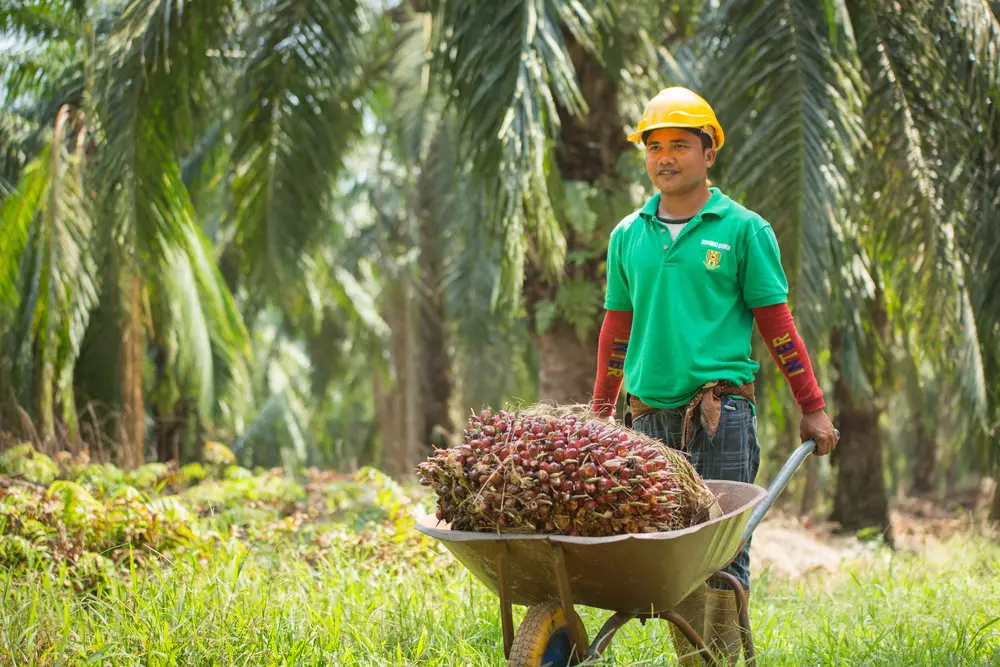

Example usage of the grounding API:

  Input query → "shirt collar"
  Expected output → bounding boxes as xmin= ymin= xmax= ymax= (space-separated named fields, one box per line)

xmin=639 ymin=187 xmax=730 ymax=223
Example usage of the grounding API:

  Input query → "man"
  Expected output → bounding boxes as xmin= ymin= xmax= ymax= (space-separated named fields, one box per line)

xmin=589 ymin=86 xmax=839 ymax=665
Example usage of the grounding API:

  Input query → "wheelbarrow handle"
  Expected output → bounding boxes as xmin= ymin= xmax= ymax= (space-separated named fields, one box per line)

xmin=740 ymin=432 xmax=836 ymax=543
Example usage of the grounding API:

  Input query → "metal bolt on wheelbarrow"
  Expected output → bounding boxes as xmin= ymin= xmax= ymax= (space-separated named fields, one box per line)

xmin=415 ymin=439 xmax=822 ymax=666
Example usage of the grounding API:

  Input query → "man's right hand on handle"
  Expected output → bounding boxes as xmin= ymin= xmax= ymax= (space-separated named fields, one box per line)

xmin=800 ymin=409 xmax=839 ymax=455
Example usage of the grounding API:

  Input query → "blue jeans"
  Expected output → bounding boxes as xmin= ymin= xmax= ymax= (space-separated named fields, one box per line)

xmin=630 ymin=395 xmax=760 ymax=591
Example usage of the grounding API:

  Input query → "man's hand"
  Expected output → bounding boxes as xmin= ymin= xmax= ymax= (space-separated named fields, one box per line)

xmin=800 ymin=409 xmax=838 ymax=455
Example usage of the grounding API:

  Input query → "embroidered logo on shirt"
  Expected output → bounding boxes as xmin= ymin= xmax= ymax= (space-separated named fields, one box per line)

xmin=704 ymin=249 xmax=722 ymax=270
xmin=701 ymin=239 xmax=731 ymax=251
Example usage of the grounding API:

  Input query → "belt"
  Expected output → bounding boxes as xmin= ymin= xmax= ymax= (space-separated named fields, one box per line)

xmin=630 ymin=380 xmax=756 ymax=451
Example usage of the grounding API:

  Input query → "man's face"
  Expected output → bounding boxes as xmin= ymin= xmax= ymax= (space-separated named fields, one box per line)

xmin=644 ymin=127 xmax=716 ymax=197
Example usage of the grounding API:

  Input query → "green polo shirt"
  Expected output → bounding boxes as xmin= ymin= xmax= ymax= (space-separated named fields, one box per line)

xmin=604 ymin=187 xmax=788 ymax=409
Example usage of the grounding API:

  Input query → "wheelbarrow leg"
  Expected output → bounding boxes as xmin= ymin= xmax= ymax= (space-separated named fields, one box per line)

xmin=551 ymin=544 xmax=588 ymax=661
xmin=495 ymin=542 xmax=515 ymax=659
xmin=709 ymin=572 xmax=756 ymax=666
xmin=588 ymin=612 xmax=634 ymax=659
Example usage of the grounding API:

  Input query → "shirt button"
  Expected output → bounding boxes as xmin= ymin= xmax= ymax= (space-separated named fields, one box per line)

xmin=660 ymin=228 xmax=666 ymax=233
xmin=663 ymin=244 xmax=668 ymax=249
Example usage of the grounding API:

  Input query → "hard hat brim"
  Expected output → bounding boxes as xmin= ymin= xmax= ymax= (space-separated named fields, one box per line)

xmin=627 ymin=122 xmax=724 ymax=150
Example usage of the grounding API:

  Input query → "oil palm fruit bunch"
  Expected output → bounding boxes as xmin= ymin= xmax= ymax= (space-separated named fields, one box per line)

xmin=416 ymin=404 xmax=716 ymax=536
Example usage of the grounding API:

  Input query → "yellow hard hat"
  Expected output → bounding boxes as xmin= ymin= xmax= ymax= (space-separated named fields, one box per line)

xmin=627 ymin=87 xmax=725 ymax=150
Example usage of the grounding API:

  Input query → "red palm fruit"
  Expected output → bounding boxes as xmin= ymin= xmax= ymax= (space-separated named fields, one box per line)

xmin=538 ymin=470 xmax=550 ymax=483
xmin=553 ymin=449 xmax=565 ymax=462
xmin=585 ymin=500 xmax=597 ymax=512
xmin=584 ymin=483 xmax=597 ymax=496
xmin=532 ymin=423 xmax=544 ymax=435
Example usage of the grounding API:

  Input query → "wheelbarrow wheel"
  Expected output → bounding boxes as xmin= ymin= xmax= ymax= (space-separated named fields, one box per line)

xmin=508 ymin=601 xmax=589 ymax=667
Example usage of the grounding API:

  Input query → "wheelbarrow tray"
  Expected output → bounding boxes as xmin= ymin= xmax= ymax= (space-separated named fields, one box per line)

xmin=415 ymin=480 xmax=766 ymax=615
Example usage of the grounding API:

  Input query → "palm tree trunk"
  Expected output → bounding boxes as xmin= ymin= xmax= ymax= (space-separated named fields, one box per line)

xmin=155 ymin=398 xmax=186 ymax=464
xmin=119 ymin=272 xmax=144 ymax=468
xmin=829 ymin=333 xmax=893 ymax=544
xmin=528 ymin=33 xmax=629 ymax=405
xmin=417 ymin=193 xmax=455 ymax=450
xmin=910 ymin=416 xmax=938 ymax=496
xmin=535 ymin=320 xmax=600 ymax=404
xmin=990 ymin=480 xmax=1000 ymax=521
xmin=375 ymin=276 xmax=424 ymax=479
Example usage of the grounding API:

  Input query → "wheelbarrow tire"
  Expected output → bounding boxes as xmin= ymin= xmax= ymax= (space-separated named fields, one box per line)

xmin=508 ymin=600 xmax=589 ymax=667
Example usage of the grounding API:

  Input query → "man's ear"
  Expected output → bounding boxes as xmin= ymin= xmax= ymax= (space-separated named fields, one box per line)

xmin=704 ymin=148 xmax=717 ymax=168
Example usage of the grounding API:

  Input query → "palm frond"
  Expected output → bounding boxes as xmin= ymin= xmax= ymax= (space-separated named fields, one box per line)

xmin=843 ymin=2 xmax=971 ymax=387
xmin=98 ymin=0 xmax=236 ymax=256
xmin=430 ymin=0 xmax=608 ymax=305
xmin=0 ymin=113 xmax=98 ymax=435
xmin=92 ymin=0 xmax=255 ymax=425
xmin=226 ymin=0 xmax=371 ymax=304
xmin=0 ymin=0 xmax=80 ymax=41
xmin=698 ymin=0 xmax=866 ymax=347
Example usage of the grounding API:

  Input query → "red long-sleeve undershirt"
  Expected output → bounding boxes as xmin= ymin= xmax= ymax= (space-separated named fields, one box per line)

xmin=590 ymin=303 xmax=825 ymax=417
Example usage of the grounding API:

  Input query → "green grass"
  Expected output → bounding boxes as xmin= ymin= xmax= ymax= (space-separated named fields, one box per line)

xmin=1 ymin=528 xmax=998 ymax=665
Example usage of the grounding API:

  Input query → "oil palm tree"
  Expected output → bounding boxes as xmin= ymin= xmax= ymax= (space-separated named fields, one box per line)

xmin=423 ymin=0 xmax=1000 ymax=533
xmin=0 ymin=0 xmax=382 ymax=466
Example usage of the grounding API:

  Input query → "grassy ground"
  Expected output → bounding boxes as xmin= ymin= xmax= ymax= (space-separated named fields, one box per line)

xmin=0 ymin=451 xmax=998 ymax=665
xmin=1 ymin=525 xmax=999 ymax=665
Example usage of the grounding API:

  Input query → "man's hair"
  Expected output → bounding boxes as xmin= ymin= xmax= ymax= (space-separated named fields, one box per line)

xmin=642 ymin=128 xmax=713 ymax=151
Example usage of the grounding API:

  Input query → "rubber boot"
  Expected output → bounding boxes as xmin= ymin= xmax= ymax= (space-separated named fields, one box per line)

xmin=669 ymin=583 xmax=712 ymax=665
xmin=706 ymin=587 xmax=744 ymax=666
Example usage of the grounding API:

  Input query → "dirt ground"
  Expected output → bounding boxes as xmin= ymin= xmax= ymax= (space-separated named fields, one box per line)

xmin=750 ymin=478 xmax=998 ymax=578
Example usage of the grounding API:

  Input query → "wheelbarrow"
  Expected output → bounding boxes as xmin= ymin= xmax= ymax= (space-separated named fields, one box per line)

xmin=415 ymin=439 xmax=821 ymax=666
